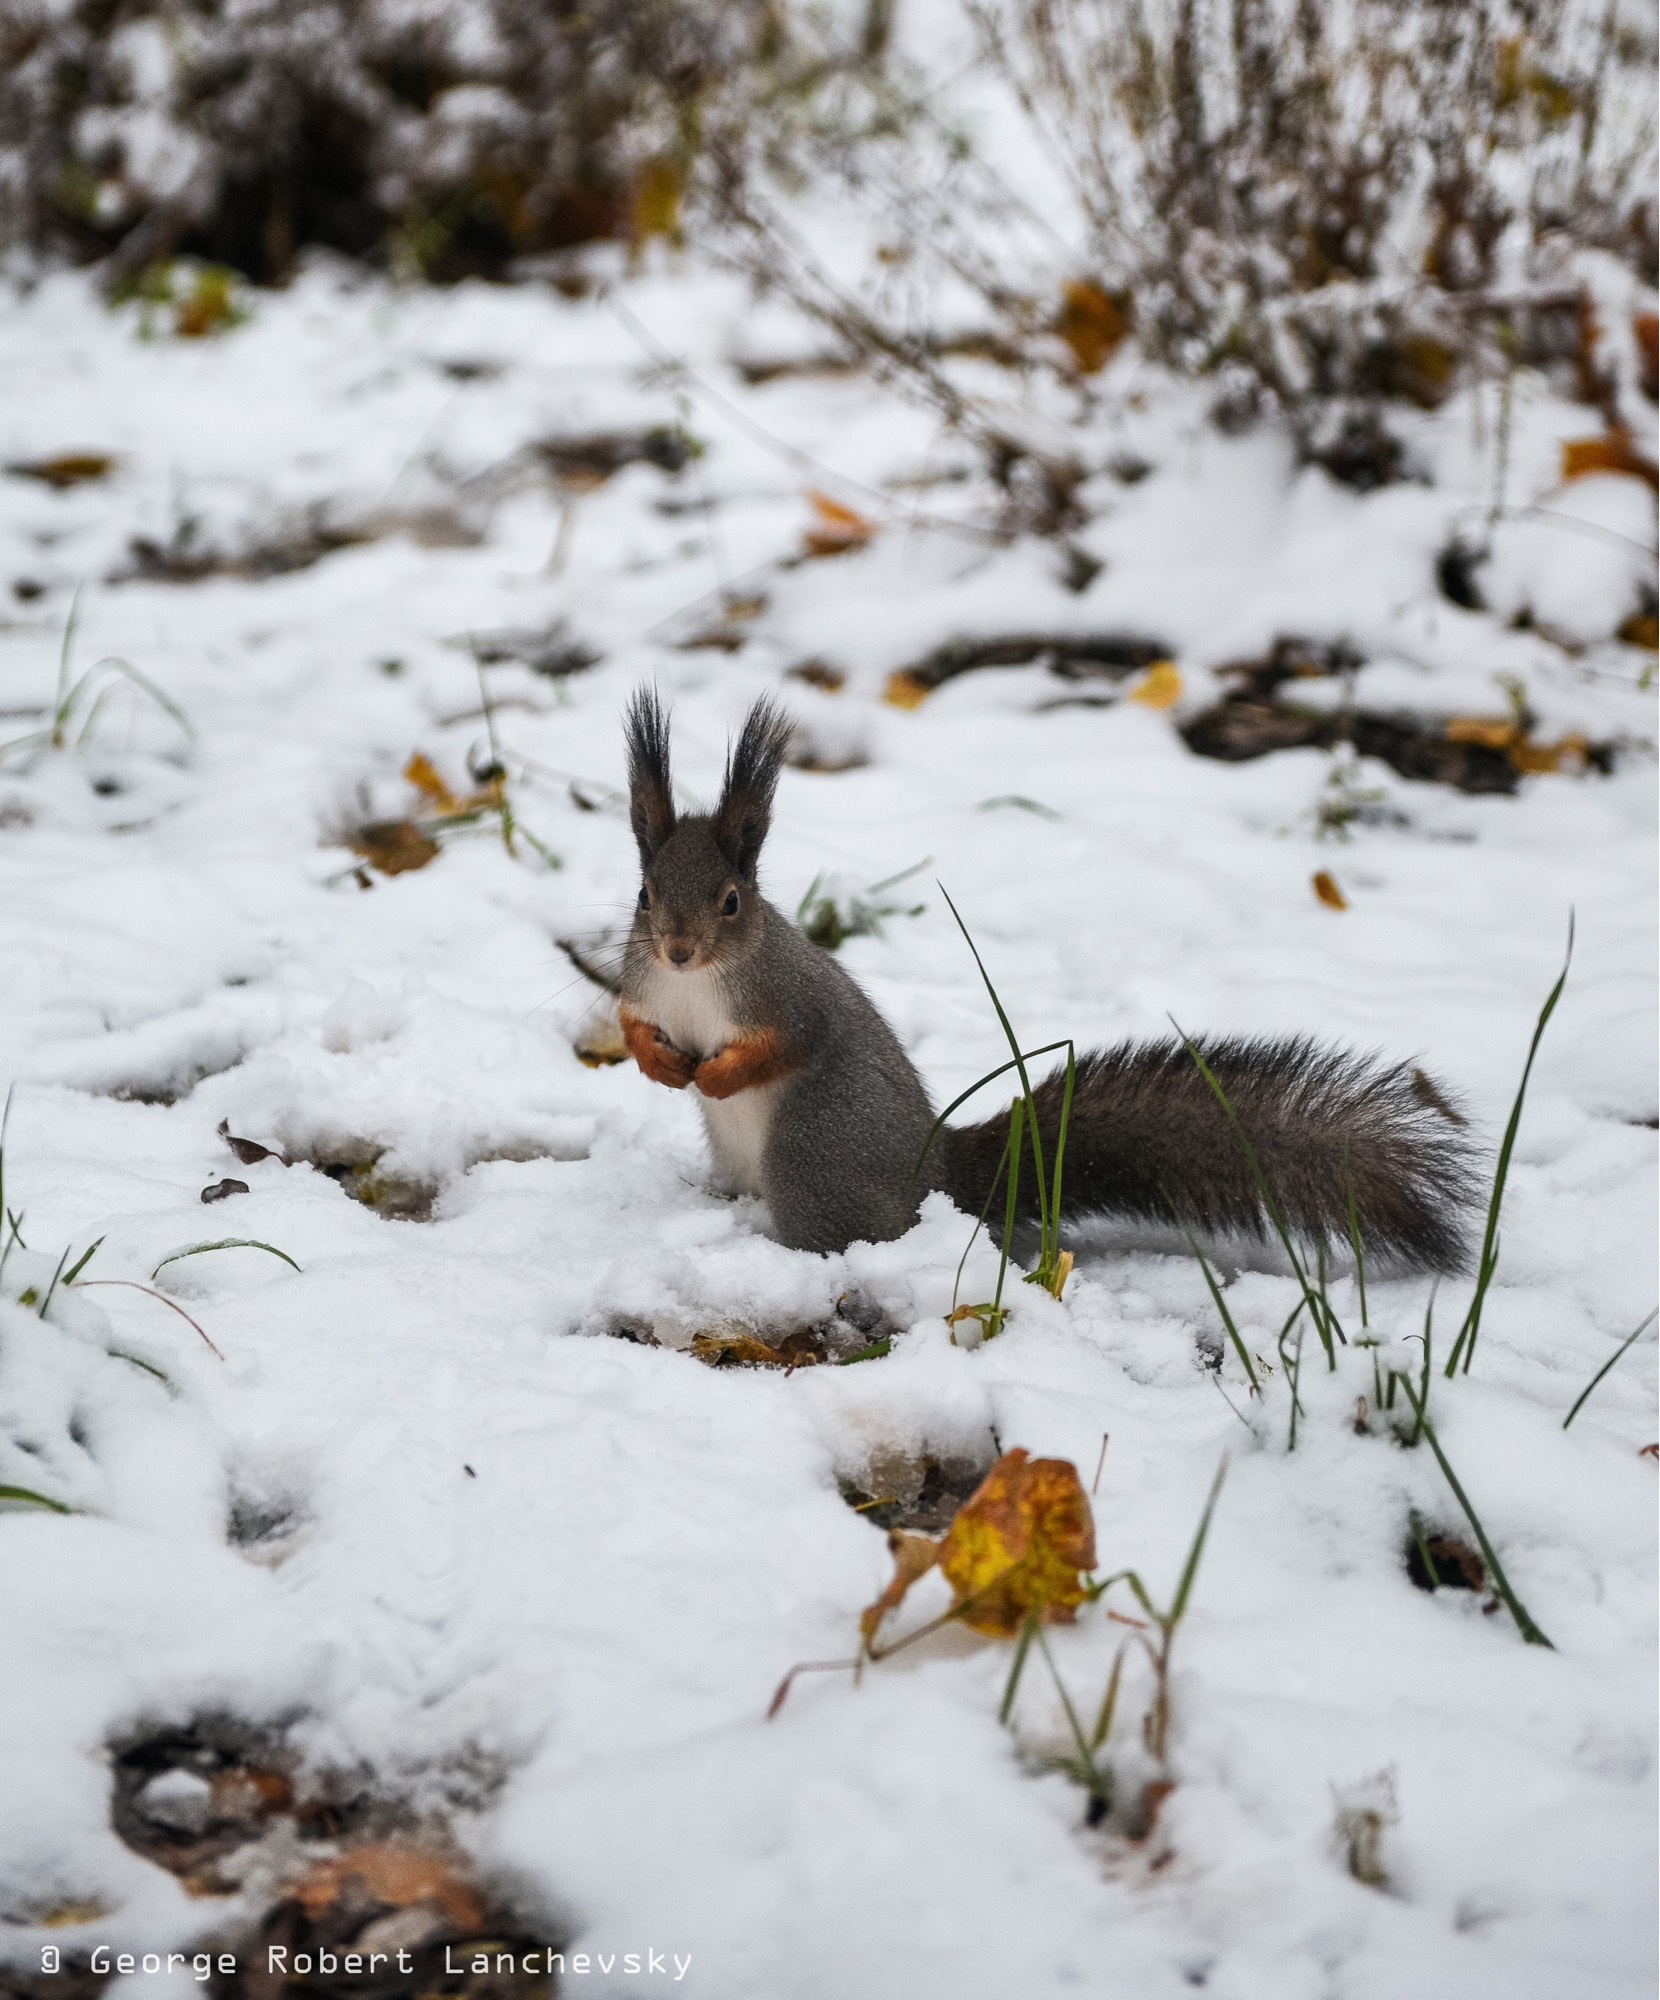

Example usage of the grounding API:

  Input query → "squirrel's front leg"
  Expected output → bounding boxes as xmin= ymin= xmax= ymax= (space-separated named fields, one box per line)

xmin=620 ymin=1005 xmax=699 ymax=1089
xmin=692 ymin=1029 xmax=794 ymax=1100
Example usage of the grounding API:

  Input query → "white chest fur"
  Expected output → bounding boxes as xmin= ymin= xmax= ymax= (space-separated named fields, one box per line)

xmin=633 ymin=963 xmax=779 ymax=1198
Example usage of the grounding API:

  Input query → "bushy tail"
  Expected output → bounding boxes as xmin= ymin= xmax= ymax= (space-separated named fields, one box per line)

xmin=937 ymin=1036 xmax=1479 ymax=1273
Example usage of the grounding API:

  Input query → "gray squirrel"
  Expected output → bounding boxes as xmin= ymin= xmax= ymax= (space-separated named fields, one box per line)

xmin=617 ymin=688 xmax=1477 ymax=1268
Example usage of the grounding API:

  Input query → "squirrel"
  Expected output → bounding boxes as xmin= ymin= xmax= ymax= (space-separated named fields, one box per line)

xmin=616 ymin=688 xmax=1478 ymax=1269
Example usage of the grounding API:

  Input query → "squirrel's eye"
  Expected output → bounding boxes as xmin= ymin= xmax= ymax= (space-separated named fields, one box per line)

xmin=721 ymin=889 xmax=740 ymax=918
xmin=638 ymin=886 xmax=650 ymax=911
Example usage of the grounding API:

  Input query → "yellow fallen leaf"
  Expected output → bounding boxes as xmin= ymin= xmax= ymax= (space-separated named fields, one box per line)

xmin=1312 ymin=869 xmax=1348 ymax=910
xmin=1446 ymin=716 xmax=1519 ymax=750
xmin=937 ymin=1449 xmax=1097 ymax=1638
xmin=1129 ymin=660 xmax=1182 ymax=709
xmin=883 ymin=670 xmax=931 ymax=710
xmin=403 ymin=750 xmax=458 ymax=811
xmin=40 ymin=1901 xmax=108 ymax=1928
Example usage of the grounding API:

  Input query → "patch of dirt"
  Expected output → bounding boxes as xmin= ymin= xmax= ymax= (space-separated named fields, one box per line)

xmin=841 ymin=1450 xmax=997 ymax=1533
xmin=42 ymin=1718 xmax=565 ymax=1998
xmin=604 ymin=1293 xmax=904 ymax=1370
xmin=534 ymin=427 xmax=695 ymax=485
xmin=1405 ymin=1525 xmax=1486 ymax=1593
xmin=116 ymin=505 xmax=479 ymax=586
xmin=1180 ymin=637 xmax=1616 ymax=795
xmin=888 ymin=631 xmax=1172 ymax=703
xmin=461 ymin=624 xmax=602 ymax=679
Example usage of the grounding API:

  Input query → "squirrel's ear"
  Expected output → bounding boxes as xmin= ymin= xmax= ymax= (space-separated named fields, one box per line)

xmin=713 ymin=696 xmax=792 ymax=878
xmin=624 ymin=686 xmax=675 ymax=863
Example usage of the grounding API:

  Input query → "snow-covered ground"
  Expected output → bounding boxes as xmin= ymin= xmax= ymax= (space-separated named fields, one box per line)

xmin=0 ymin=244 xmax=1654 ymax=2000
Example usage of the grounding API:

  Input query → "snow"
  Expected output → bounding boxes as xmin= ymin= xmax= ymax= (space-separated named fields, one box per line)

xmin=0 ymin=242 xmax=1654 ymax=2000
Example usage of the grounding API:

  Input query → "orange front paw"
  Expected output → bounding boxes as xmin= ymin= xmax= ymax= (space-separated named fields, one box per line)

xmin=692 ymin=1029 xmax=792 ymax=1100
xmin=621 ymin=1008 xmax=698 ymax=1089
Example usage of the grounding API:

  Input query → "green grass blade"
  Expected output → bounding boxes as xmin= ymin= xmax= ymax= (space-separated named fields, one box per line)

xmin=1184 ymin=1231 xmax=1260 ymax=1393
xmin=1563 ymin=1308 xmax=1657 ymax=1430
xmin=37 ymin=1243 xmax=70 ymax=1319
xmin=1168 ymin=1457 xmax=1228 ymax=1626
xmin=62 ymin=1236 xmax=104 ymax=1287
xmin=1090 ymin=1639 xmax=1130 ymax=1751
xmin=991 ymin=1097 xmax=1024 ymax=1321
xmin=1345 ymin=1175 xmax=1369 ymax=1330
xmin=76 ymin=656 xmax=194 ymax=744
xmin=940 ymin=887 xmax=1051 ymax=1238
xmin=1446 ymin=919 xmax=1573 ymax=1377
xmin=1034 ymin=1627 xmax=1112 ymax=1811
xmin=1172 ymin=1022 xmax=1338 ymax=1367
xmin=151 ymin=1238 xmax=302 ymax=1281
xmin=1409 ymin=1509 xmax=1442 ymax=1589
xmin=51 ymin=585 xmax=82 ymax=741
xmin=1392 ymin=1372 xmax=1553 ymax=1648
xmin=0 ymin=1482 xmax=72 ymax=1514
xmin=1000 ymin=1612 xmax=1041 ymax=1726
xmin=909 ymin=1039 xmax=1074 ymax=1193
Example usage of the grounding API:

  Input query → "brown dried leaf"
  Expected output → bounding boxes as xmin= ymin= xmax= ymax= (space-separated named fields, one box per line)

xmin=1561 ymin=431 xmax=1657 ymax=488
xmin=859 ymin=1529 xmax=942 ymax=1649
xmin=7 ymin=453 xmax=118 ymax=489
xmin=1056 ymin=281 xmax=1128 ymax=375
xmin=293 ymin=1842 xmax=484 ymax=1933
xmin=349 ymin=820 xmax=441 ymax=875
xmin=218 ymin=1118 xmax=283 ymax=1166
xmin=1312 ymin=869 xmax=1349 ymax=911
xmin=803 ymin=489 xmax=876 ymax=557
xmin=200 ymin=1178 xmax=250 ymax=1204
xmin=937 ymin=1449 xmax=1097 ymax=1638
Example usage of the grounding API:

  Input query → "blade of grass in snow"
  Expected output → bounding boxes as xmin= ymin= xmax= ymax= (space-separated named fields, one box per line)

xmin=150 ymin=1238 xmax=301 ymax=1281
xmin=61 ymin=1237 xmax=104 ymax=1287
xmin=1391 ymin=1372 xmax=1553 ymax=1648
xmin=75 ymin=1280 xmax=224 ymax=1359
xmin=1173 ymin=1023 xmax=1343 ymax=1366
xmin=0 ymin=1482 xmax=72 ymax=1514
xmin=1563 ymin=1309 xmax=1658 ymax=1430
xmin=1446 ymin=919 xmax=1573 ymax=1377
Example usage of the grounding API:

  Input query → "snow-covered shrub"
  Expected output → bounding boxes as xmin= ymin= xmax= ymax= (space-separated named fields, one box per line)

xmin=967 ymin=0 xmax=1657 ymax=414
xmin=0 ymin=0 xmax=801 ymax=283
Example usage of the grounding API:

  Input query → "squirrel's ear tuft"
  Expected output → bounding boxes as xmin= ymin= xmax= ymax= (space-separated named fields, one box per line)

xmin=713 ymin=696 xmax=792 ymax=878
xmin=624 ymin=686 xmax=676 ymax=863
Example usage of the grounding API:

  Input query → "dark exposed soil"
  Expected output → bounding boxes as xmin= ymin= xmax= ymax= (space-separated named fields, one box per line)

xmin=1180 ymin=637 xmax=1616 ymax=795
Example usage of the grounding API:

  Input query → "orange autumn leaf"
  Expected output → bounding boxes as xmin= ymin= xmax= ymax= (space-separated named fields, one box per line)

xmin=804 ymin=489 xmax=876 ymax=558
xmin=937 ymin=1449 xmax=1097 ymax=1638
xmin=1312 ymin=869 xmax=1348 ymax=911
xmin=348 ymin=819 xmax=442 ymax=875
xmin=859 ymin=1529 xmax=942 ymax=1649
xmin=1057 ymin=281 xmax=1128 ymax=375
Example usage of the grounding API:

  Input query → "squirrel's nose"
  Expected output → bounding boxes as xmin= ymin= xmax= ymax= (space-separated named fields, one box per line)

xmin=665 ymin=940 xmax=695 ymax=967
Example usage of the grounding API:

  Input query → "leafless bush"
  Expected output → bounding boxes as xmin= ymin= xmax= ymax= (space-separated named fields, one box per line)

xmin=0 ymin=0 xmax=818 ymax=284
xmin=971 ymin=0 xmax=1656 ymax=409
